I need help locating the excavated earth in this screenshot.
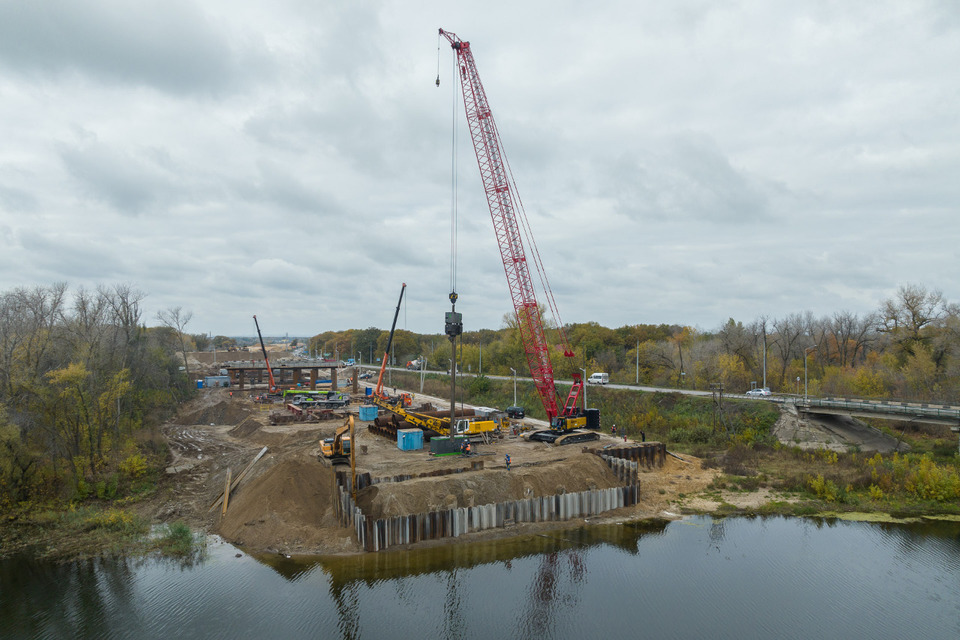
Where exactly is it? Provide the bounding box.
[147,388,747,556]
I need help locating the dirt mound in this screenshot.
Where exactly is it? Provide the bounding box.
[772,411,905,453]
[229,415,262,438]
[357,453,622,520]
[218,452,357,554]
[175,400,252,426]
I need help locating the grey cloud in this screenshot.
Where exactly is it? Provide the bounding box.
[19,230,121,280]
[2,2,958,336]
[0,182,38,212]
[232,160,346,216]
[58,141,178,215]
[604,134,773,224]
[0,0,266,95]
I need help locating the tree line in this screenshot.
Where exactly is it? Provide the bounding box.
[311,283,960,402]
[0,283,191,505]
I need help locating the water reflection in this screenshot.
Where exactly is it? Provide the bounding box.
[330,576,360,640]
[263,519,671,585]
[516,549,587,638]
[2,517,958,640]
[0,553,204,640]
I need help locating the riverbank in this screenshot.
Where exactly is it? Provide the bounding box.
[3,388,958,561]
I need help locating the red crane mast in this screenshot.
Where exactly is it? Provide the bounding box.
[439,28,582,426]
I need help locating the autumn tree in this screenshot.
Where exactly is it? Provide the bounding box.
[157,306,193,378]
[879,284,955,359]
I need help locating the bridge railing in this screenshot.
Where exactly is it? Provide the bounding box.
[800,397,960,420]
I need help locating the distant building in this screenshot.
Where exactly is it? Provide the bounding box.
[203,375,231,388]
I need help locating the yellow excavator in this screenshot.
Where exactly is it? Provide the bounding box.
[319,415,354,466]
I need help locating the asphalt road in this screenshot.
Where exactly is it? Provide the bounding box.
[360,365,778,402]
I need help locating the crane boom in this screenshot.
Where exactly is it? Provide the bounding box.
[439,28,581,424]
[374,283,406,398]
[252,315,278,392]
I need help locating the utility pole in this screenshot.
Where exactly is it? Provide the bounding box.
[804,345,817,401]
[762,327,767,390]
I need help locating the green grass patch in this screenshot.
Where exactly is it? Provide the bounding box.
[156,521,203,558]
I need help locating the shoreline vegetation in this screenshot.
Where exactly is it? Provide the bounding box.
[2,282,959,561]
[3,377,958,562]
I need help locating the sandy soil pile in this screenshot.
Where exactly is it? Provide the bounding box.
[356,453,623,519]
[228,415,262,438]
[217,452,356,554]
[175,399,253,426]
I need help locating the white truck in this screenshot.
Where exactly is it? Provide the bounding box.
[587,372,609,385]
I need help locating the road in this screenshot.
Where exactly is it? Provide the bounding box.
[359,365,776,401]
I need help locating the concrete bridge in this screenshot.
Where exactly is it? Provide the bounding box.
[794,397,960,427]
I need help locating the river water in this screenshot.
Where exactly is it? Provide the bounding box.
[2,515,959,639]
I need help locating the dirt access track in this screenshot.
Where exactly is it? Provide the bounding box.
[150,389,899,556]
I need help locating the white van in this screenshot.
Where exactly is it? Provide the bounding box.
[587,372,609,385]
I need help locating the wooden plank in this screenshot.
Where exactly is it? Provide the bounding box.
[221,468,232,517]
[208,446,268,512]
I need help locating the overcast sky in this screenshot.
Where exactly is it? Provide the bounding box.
[1,1,958,337]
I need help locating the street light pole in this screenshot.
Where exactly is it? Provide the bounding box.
[636,339,639,385]
[804,345,818,401]
[762,337,767,390]
[510,367,517,406]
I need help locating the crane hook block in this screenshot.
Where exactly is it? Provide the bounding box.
[445,311,463,338]
[435,75,440,87]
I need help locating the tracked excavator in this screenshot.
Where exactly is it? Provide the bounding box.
[319,414,354,466]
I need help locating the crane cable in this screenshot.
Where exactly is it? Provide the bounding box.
[449,51,459,297]
[437,33,458,296]
[435,32,441,87]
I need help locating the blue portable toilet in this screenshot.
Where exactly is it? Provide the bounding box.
[365,386,373,396]
[196,379,204,389]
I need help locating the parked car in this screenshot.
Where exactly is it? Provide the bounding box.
[358,372,372,379]
[506,406,525,419]
[745,388,771,397]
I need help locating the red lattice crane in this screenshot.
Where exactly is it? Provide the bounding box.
[439,29,594,441]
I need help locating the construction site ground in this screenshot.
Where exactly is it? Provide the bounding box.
[151,388,892,557]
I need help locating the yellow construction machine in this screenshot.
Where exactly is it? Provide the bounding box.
[319,415,354,466]
[372,395,500,440]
